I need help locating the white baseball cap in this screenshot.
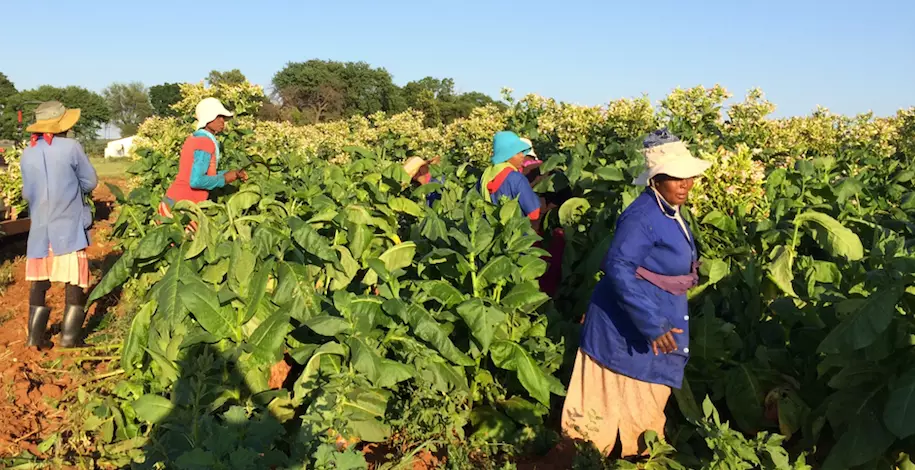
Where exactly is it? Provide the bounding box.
[195,97,234,130]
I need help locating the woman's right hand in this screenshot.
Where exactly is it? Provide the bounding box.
[652,328,684,355]
[224,169,249,184]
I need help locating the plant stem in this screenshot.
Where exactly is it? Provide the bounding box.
[73,355,121,362]
[57,344,122,352]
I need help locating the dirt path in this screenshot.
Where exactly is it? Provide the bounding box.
[0,179,126,458]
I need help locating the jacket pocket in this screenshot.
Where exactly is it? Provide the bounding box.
[81,205,92,229]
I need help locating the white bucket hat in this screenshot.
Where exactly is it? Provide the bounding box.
[632,129,711,186]
[519,137,537,158]
[195,97,234,130]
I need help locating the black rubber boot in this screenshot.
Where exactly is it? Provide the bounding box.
[59,305,87,348]
[26,305,52,349]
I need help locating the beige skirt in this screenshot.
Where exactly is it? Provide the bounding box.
[560,349,671,457]
[25,245,90,289]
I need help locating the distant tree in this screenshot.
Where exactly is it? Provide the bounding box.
[103,82,154,136]
[0,72,18,139]
[1,85,109,141]
[149,82,182,117]
[207,69,248,87]
[402,76,502,126]
[273,60,403,121]
[0,72,16,104]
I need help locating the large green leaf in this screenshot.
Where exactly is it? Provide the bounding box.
[227,188,261,215]
[230,242,257,296]
[478,256,514,284]
[389,197,423,217]
[383,299,473,366]
[725,364,765,433]
[289,218,336,262]
[273,261,319,322]
[456,299,505,351]
[293,342,346,401]
[303,315,351,337]
[672,376,702,422]
[419,281,466,307]
[243,260,274,325]
[766,246,797,298]
[247,310,290,367]
[470,406,518,442]
[419,359,469,393]
[702,210,737,233]
[594,166,625,182]
[818,285,903,354]
[795,211,864,261]
[501,282,550,313]
[132,395,174,424]
[490,340,551,405]
[155,258,188,323]
[87,251,135,305]
[884,367,915,438]
[822,411,895,470]
[379,242,416,272]
[121,300,156,372]
[347,223,374,260]
[558,198,591,227]
[135,225,177,260]
[363,242,417,285]
[180,279,236,340]
[348,337,413,388]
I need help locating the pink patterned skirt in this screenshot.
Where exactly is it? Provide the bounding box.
[25,245,90,289]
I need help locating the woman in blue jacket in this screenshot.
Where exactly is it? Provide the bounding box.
[20,102,98,349]
[561,129,710,457]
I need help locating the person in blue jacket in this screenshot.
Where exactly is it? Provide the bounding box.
[20,101,98,349]
[403,156,444,206]
[479,131,542,223]
[560,128,711,457]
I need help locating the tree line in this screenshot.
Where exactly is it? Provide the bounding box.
[0,60,503,142]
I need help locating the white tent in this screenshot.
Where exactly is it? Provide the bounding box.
[104,136,136,159]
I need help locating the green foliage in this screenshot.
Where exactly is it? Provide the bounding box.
[103,81,154,136]
[207,69,248,87]
[72,79,915,468]
[149,82,183,117]
[2,85,110,140]
[273,60,404,122]
[402,76,505,126]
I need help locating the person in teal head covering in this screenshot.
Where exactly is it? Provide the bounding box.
[479,131,542,222]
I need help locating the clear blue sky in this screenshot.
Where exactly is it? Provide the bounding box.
[3,0,913,118]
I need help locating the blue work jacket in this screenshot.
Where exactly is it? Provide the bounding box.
[20,138,98,259]
[580,189,697,388]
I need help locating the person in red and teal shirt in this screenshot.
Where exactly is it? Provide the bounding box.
[479,131,542,223]
[159,98,248,225]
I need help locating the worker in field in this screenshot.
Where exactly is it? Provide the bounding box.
[402,155,444,206]
[560,128,710,457]
[479,131,542,222]
[159,97,249,229]
[20,101,98,349]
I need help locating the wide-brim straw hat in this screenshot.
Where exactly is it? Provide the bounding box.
[195,97,234,129]
[403,155,441,178]
[632,129,711,186]
[26,101,81,134]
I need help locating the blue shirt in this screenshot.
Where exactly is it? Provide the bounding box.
[479,169,541,219]
[189,129,226,190]
[579,189,697,388]
[20,138,98,259]
[426,176,444,206]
